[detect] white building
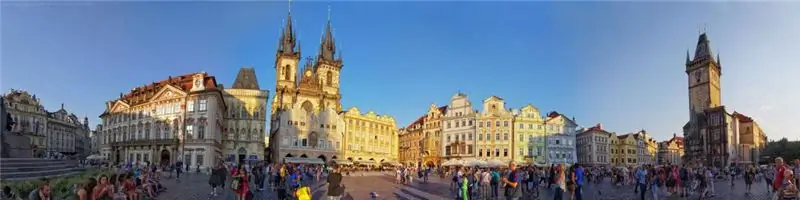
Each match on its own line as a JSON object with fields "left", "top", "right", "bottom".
{"left": 442, "top": 92, "right": 477, "bottom": 161}
{"left": 576, "top": 124, "right": 612, "bottom": 166}
{"left": 3, "top": 89, "right": 90, "bottom": 158}
{"left": 100, "top": 72, "right": 225, "bottom": 171}
{"left": 268, "top": 7, "right": 346, "bottom": 164}
{"left": 544, "top": 112, "right": 578, "bottom": 165}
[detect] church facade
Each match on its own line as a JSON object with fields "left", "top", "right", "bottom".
{"left": 268, "top": 7, "right": 345, "bottom": 164}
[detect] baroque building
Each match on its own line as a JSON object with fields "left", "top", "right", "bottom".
{"left": 513, "top": 104, "right": 545, "bottom": 165}
{"left": 2, "top": 90, "right": 90, "bottom": 157}
{"left": 442, "top": 93, "right": 476, "bottom": 161}
{"left": 421, "top": 104, "right": 446, "bottom": 167}
{"left": 268, "top": 7, "right": 345, "bottom": 164}
{"left": 658, "top": 133, "right": 684, "bottom": 165}
{"left": 223, "top": 68, "right": 269, "bottom": 163}
{"left": 543, "top": 111, "right": 578, "bottom": 165}
{"left": 475, "top": 96, "right": 514, "bottom": 163}
{"left": 732, "top": 112, "right": 766, "bottom": 163}
{"left": 611, "top": 133, "right": 637, "bottom": 166}
{"left": 99, "top": 72, "right": 226, "bottom": 170}
{"left": 342, "top": 108, "right": 399, "bottom": 165}
{"left": 399, "top": 116, "right": 425, "bottom": 167}
{"left": 576, "top": 124, "right": 612, "bottom": 166}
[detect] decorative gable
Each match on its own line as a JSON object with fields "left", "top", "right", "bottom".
{"left": 149, "top": 84, "right": 187, "bottom": 102}
{"left": 110, "top": 100, "right": 130, "bottom": 113}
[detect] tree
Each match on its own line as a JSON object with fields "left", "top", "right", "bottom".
{"left": 761, "top": 137, "right": 800, "bottom": 163}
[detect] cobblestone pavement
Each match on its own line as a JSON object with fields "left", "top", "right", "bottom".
{"left": 154, "top": 172, "right": 779, "bottom": 200}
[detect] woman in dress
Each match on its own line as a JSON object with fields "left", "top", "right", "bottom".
{"left": 232, "top": 165, "right": 250, "bottom": 200}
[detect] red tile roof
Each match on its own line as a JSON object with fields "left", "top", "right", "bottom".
{"left": 732, "top": 112, "right": 754, "bottom": 123}
{"left": 117, "top": 72, "right": 219, "bottom": 106}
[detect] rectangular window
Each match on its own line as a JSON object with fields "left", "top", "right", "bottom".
{"left": 302, "top": 138, "right": 308, "bottom": 147}
{"left": 199, "top": 99, "right": 208, "bottom": 111}
{"left": 196, "top": 154, "right": 204, "bottom": 167}
{"left": 187, "top": 100, "right": 194, "bottom": 112}
{"left": 504, "top": 148, "right": 509, "bottom": 157}
{"left": 185, "top": 125, "right": 193, "bottom": 139}
{"left": 495, "top": 148, "right": 500, "bottom": 157}
{"left": 198, "top": 125, "right": 205, "bottom": 139}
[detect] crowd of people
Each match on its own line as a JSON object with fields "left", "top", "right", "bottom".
{"left": 397, "top": 157, "right": 800, "bottom": 200}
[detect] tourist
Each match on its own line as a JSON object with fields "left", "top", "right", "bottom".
{"left": 28, "top": 179, "right": 50, "bottom": 200}
{"left": 327, "top": 166, "right": 344, "bottom": 200}
{"left": 745, "top": 164, "right": 756, "bottom": 195}
{"left": 232, "top": 165, "right": 250, "bottom": 200}
{"left": 780, "top": 170, "right": 797, "bottom": 200}
{"left": 2, "top": 186, "right": 18, "bottom": 200}
{"left": 77, "top": 177, "right": 97, "bottom": 200}
{"left": 295, "top": 182, "right": 312, "bottom": 200}
{"left": 775, "top": 157, "right": 789, "bottom": 194}
{"left": 209, "top": 163, "right": 225, "bottom": 196}
{"left": 553, "top": 164, "right": 566, "bottom": 200}
{"left": 635, "top": 166, "right": 647, "bottom": 200}
{"left": 794, "top": 159, "right": 800, "bottom": 189}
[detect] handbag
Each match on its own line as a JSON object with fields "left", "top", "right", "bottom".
{"left": 231, "top": 177, "right": 241, "bottom": 190}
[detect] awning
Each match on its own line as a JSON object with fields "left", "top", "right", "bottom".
{"left": 332, "top": 159, "right": 354, "bottom": 165}
{"left": 355, "top": 160, "right": 376, "bottom": 165}
{"left": 283, "top": 157, "right": 324, "bottom": 164}
{"left": 381, "top": 161, "right": 402, "bottom": 166}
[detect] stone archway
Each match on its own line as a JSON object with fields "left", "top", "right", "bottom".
{"left": 300, "top": 154, "right": 308, "bottom": 158}
{"left": 285, "top": 153, "right": 294, "bottom": 158}
{"left": 318, "top": 155, "right": 327, "bottom": 163}
{"left": 160, "top": 149, "right": 170, "bottom": 164}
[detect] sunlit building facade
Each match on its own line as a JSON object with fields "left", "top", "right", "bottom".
{"left": 342, "top": 108, "right": 399, "bottom": 164}
{"left": 442, "top": 93, "right": 476, "bottom": 161}
{"left": 223, "top": 68, "right": 269, "bottom": 162}
{"left": 475, "top": 96, "right": 514, "bottom": 163}
{"left": 99, "top": 72, "right": 226, "bottom": 170}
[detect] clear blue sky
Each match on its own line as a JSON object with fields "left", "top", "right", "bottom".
{"left": 3, "top": 2, "right": 799, "bottom": 141}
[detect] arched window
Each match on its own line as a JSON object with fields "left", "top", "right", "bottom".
{"left": 326, "top": 71, "right": 333, "bottom": 86}
{"left": 283, "top": 65, "right": 291, "bottom": 80}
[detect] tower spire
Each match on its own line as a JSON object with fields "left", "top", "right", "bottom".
{"left": 318, "top": 3, "right": 337, "bottom": 62}
{"left": 277, "top": 0, "right": 299, "bottom": 56}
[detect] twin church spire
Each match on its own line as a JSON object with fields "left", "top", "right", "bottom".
{"left": 276, "top": 2, "right": 340, "bottom": 63}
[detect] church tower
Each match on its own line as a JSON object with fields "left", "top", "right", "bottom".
{"left": 272, "top": 3, "right": 301, "bottom": 115}
{"left": 686, "top": 32, "right": 722, "bottom": 116}
{"left": 314, "top": 6, "right": 343, "bottom": 111}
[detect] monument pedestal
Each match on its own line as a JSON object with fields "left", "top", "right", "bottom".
{"left": 1, "top": 131, "right": 33, "bottom": 158}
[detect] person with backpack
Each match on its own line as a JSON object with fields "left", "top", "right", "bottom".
{"left": 490, "top": 168, "right": 501, "bottom": 199}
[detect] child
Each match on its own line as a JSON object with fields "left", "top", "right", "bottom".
{"left": 295, "top": 183, "right": 311, "bottom": 200}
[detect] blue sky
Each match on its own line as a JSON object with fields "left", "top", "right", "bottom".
{"left": 2, "top": 2, "right": 799, "bottom": 141}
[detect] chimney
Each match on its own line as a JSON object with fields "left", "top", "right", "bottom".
{"left": 673, "top": 133, "right": 677, "bottom": 138}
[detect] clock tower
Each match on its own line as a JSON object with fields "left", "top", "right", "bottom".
{"left": 686, "top": 32, "right": 722, "bottom": 115}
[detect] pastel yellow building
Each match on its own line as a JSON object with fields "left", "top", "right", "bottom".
{"left": 223, "top": 68, "right": 269, "bottom": 162}
{"left": 422, "top": 104, "right": 446, "bottom": 167}
{"left": 342, "top": 107, "right": 399, "bottom": 165}
{"left": 512, "top": 104, "right": 545, "bottom": 164}
{"left": 612, "top": 133, "right": 638, "bottom": 166}
{"left": 475, "top": 96, "right": 514, "bottom": 163}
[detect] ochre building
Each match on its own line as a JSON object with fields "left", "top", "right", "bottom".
{"left": 399, "top": 116, "right": 425, "bottom": 167}
{"left": 342, "top": 108, "right": 399, "bottom": 165}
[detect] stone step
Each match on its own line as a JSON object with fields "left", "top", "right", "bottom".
{"left": 0, "top": 160, "right": 73, "bottom": 168}
{"left": 0, "top": 167, "right": 84, "bottom": 180}
{"left": 1, "top": 170, "right": 85, "bottom": 181}
{"left": 0, "top": 163, "right": 75, "bottom": 173}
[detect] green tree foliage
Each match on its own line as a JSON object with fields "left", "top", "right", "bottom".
{"left": 760, "top": 138, "right": 800, "bottom": 163}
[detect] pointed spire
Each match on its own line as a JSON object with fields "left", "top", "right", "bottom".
{"left": 318, "top": 3, "right": 337, "bottom": 62}
{"left": 685, "top": 50, "right": 691, "bottom": 65}
{"left": 277, "top": 0, "right": 298, "bottom": 56}
{"left": 693, "top": 33, "right": 713, "bottom": 61}
{"left": 716, "top": 53, "right": 721, "bottom": 66}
